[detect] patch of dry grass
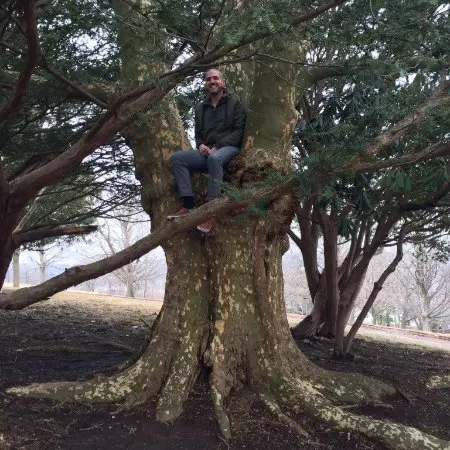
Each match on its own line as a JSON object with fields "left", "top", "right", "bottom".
{"left": 3, "top": 287, "right": 162, "bottom": 324}
{"left": 6, "top": 288, "right": 449, "bottom": 353}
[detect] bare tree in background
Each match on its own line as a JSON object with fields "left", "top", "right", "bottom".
{"left": 354, "top": 250, "right": 401, "bottom": 326}
{"left": 86, "top": 211, "right": 166, "bottom": 298}
{"left": 29, "top": 246, "right": 64, "bottom": 284}
{"left": 12, "top": 250, "right": 20, "bottom": 288}
{"left": 398, "top": 251, "right": 450, "bottom": 331}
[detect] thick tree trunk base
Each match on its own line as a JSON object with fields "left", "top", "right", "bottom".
{"left": 7, "top": 313, "right": 449, "bottom": 450}
{"left": 4, "top": 208, "right": 448, "bottom": 450}
{"left": 7, "top": 345, "right": 449, "bottom": 450}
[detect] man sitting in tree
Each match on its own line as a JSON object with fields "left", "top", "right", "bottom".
{"left": 168, "top": 68, "right": 247, "bottom": 233}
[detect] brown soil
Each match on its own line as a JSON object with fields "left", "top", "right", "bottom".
{"left": 0, "top": 294, "right": 449, "bottom": 449}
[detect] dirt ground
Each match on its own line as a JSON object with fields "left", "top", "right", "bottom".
{"left": 0, "top": 292, "right": 449, "bottom": 450}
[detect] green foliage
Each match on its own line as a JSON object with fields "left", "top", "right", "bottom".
{"left": 0, "top": 0, "right": 141, "bottom": 249}
{"left": 291, "top": 0, "right": 449, "bottom": 243}
{"left": 1, "top": 0, "right": 448, "bottom": 250}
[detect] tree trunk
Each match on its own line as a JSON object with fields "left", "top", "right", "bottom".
{"left": 422, "top": 315, "right": 432, "bottom": 332}
{"left": 125, "top": 265, "right": 135, "bottom": 298}
{"left": 291, "top": 273, "right": 327, "bottom": 339}
{"left": 39, "top": 251, "right": 46, "bottom": 284}
{"left": 5, "top": 6, "right": 449, "bottom": 448}
{"left": 0, "top": 208, "right": 23, "bottom": 287}
{"left": 320, "top": 211, "right": 339, "bottom": 338}
{"left": 12, "top": 250, "right": 20, "bottom": 288}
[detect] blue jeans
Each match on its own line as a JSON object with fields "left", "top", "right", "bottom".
{"left": 171, "top": 146, "right": 239, "bottom": 201}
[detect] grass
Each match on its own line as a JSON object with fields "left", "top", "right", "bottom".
{"left": 6, "top": 287, "right": 449, "bottom": 353}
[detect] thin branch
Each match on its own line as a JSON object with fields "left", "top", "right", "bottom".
{"left": 40, "top": 59, "right": 109, "bottom": 109}
{"left": 237, "top": 0, "right": 347, "bottom": 48}
{"left": 335, "top": 82, "right": 450, "bottom": 174}
{"left": 287, "top": 229, "right": 302, "bottom": 249}
{"left": 0, "top": 41, "right": 111, "bottom": 105}
{"left": 0, "top": 4, "right": 26, "bottom": 35}
{"left": 343, "top": 223, "right": 409, "bottom": 354}
{"left": 13, "top": 186, "right": 47, "bottom": 233}
{"left": 204, "top": 0, "right": 226, "bottom": 51}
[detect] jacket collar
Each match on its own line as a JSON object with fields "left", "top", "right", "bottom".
{"left": 202, "top": 88, "right": 230, "bottom": 106}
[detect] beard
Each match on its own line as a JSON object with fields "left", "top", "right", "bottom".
{"left": 208, "top": 85, "right": 224, "bottom": 96}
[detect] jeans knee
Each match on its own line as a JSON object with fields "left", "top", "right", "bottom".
{"left": 207, "top": 153, "right": 222, "bottom": 168}
{"left": 170, "top": 151, "right": 184, "bottom": 166}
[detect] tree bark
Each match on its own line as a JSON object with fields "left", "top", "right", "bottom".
{"left": 291, "top": 274, "right": 327, "bottom": 340}
{"left": 4, "top": 6, "right": 449, "bottom": 449}
{"left": 343, "top": 225, "right": 407, "bottom": 355}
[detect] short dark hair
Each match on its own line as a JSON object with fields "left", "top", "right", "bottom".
{"left": 204, "top": 67, "right": 224, "bottom": 80}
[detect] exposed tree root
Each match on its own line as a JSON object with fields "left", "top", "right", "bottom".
{"left": 426, "top": 374, "right": 450, "bottom": 389}
{"left": 310, "top": 367, "right": 396, "bottom": 404}
{"left": 259, "top": 393, "right": 310, "bottom": 437}
{"left": 280, "top": 338, "right": 397, "bottom": 405}
{"left": 265, "top": 374, "right": 450, "bottom": 450}
{"left": 7, "top": 331, "right": 450, "bottom": 449}
{"left": 212, "top": 385, "right": 232, "bottom": 440}
{"left": 155, "top": 329, "right": 203, "bottom": 421}
{"left": 5, "top": 218, "right": 448, "bottom": 449}
{"left": 7, "top": 351, "right": 157, "bottom": 404}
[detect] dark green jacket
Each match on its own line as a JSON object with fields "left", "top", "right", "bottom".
{"left": 194, "top": 90, "right": 247, "bottom": 150}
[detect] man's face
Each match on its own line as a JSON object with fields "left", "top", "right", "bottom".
{"left": 204, "top": 69, "right": 225, "bottom": 95}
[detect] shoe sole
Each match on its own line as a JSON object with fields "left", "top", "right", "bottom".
{"left": 197, "top": 226, "right": 212, "bottom": 233}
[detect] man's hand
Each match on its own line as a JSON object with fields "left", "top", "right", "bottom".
{"left": 198, "top": 144, "right": 210, "bottom": 156}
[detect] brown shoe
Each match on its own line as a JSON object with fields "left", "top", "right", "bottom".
{"left": 167, "top": 207, "right": 191, "bottom": 219}
{"left": 197, "top": 218, "right": 215, "bottom": 233}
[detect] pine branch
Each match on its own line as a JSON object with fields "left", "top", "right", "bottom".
{"left": 0, "top": 0, "right": 39, "bottom": 123}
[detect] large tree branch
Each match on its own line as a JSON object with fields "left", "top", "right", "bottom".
{"left": 0, "top": 0, "right": 39, "bottom": 123}
{"left": 9, "top": 79, "right": 177, "bottom": 202}
{"left": 307, "top": 55, "right": 449, "bottom": 84}
{"left": 400, "top": 181, "right": 450, "bottom": 211}
{"left": 365, "top": 86, "right": 449, "bottom": 158}
{"left": 307, "top": 62, "right": 355, "bottom": 83}
{"left": 12, "top": 224, "right": 98, "bottom": 247}
{"left": 346, "top": 141, "right": 450, "bottom": 174}
{"left": 7, "top": 41, "right": 235, "bottom": 203}
{"left": 334, "top": 82, "right": 450, "bottom": 174}
{"left": 0, "top": 185, "right": 286, "bottom": 310}
{"left": 7, "top": 2, "right": 349, "bottom": 205}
